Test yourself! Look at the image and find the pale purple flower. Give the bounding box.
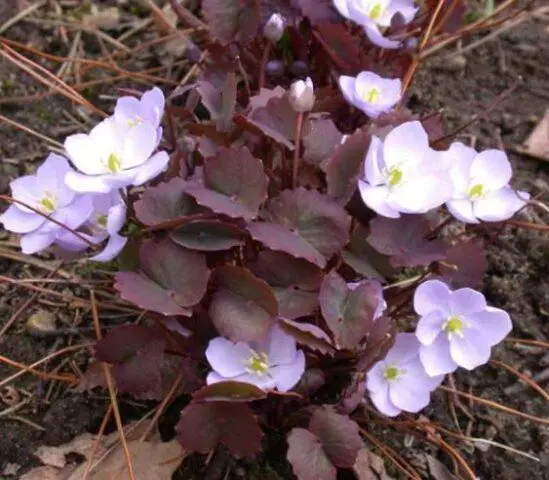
[414,279,512,376]
[348,280,387,319]
[114,86,164,143]
[358,121,453,218]
[334,0,419,49]
[445,143,529,224]
[0,154,93,254]
[64,116,169,193]
[264,13,285,43]
[55,191,128,262]
[205,325,306,392]
[289,77,315,113]
[339,71,401,118]
[366,333,443,417]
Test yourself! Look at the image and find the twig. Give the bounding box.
[90,291,136,480]
[0,344,89,388]
[0,0,47,35]
[438,385,549,425]
[82,404,114,480]
[0,113,63,148]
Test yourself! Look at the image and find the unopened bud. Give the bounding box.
[264,13,285,43]
[289,77,315,113]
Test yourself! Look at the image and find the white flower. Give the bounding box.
[334,0,419,49]
[414,280,512,376]
[264,13,285,43]
[366,333,443,417]
[205,325,306,392]
[64,116,169,193]
[445,143,529,223]
[358,121,452,218]
[339,71,401,118]
[289,77,315,113]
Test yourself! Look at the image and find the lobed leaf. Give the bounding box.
[313,24,364,73]
[341,223,388,280]
[209,265,278,342]
[325,129,371,205]
[309,406,363,468]
[319,273,382,350]
[439,241,487,288]
[176,402,263,458]
[367,215,447,267]
[297,0,341,25]
[114,239,210,316]
[287,428,336,480]
[170,219,247,251]
[251,188,351,268]
[182,147,268,220]
[134,177,197,226]
[279,318,334,355]
[303,117,343,167]
[192,381,266,403]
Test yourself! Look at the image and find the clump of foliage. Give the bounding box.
[0,0,530,477]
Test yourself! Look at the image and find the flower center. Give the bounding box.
[383,366,402,382]
[468,183,484,200]
[39,193,57,213]
[444,315,465,338]
[127,116,143,127]
[387,166,403,186]
[368,2,384,20]
[245,351,269,376]
[96,214,108,229]
[107,153,122,174]
[361,86,381,104]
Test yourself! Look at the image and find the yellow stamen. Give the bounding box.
[40,197,55,212]
[107,153,121,173]
[245,352,269,376]
[363,87,381,103]
[97,214,108,228]
[369,3,383,20]
[387,167,403,186]
[468,183,484,199]
[444,315,464,336]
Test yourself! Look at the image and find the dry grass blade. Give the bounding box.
[90,290,136,480]
[0,261,64,337]
[0,344,90,388]
[506,337,549,349]
[490,359,549,402]
[359,427,422,479]
[438,385,549,425]
[0,113,63,148]
[0,0,47,35]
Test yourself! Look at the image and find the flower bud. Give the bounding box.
[289,77,315,113]
[264,13,285,43]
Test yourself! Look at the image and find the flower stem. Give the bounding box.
[292,112,304,189]
[258,42,271,91]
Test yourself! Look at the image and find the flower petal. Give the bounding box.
[470,149,512,191]
[449,331,491,370]
[338,75,357,107]
[358,181,400,218]
[106,202,127,235]
[366,361,388,395]
[121,122,158,169]
[232,373,277,390]
[446,198,479,224]
[465,307,512,346]
[20,230,56,254]
[385,0,419,24]
[370,383,401,417]
[64,133,106,175]
[416,310,445,346]
[419,334,458,376]
[90,233,128,262]
[141,87,165,127]
[385,333,420,365]
[363,136,385,186]
[271,349,306,392]
[364,23,401,49]
[448,288,486,315]
[473,186,527,222]
[414,280,451,316]
[389,171,452,213]
[131,151,170,186]
[383,121,429,170]
[264,324,297,366]
[0,205,44,233]
[389,380,431,413]
[205,337,251,377]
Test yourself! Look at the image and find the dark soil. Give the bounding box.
[0,3,548,479]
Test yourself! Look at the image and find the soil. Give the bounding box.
[0,2,548,479]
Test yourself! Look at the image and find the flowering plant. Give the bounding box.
[0,0,534,478]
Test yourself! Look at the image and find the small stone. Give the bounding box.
[26,310,57,337]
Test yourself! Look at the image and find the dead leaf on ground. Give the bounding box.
[82,6,121,30]
[522,108,549,162]
[353,448,396,480]
[28,421,184,480]
[426,454,459,480]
